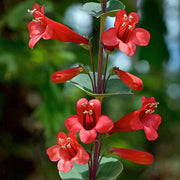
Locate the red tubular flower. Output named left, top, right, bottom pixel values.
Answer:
left=65, top=98, right=114, bottom=144
left=109, top=96, right=161, bottom=141
left=109, top=148, right=153, bottom=165
left=51, top=67, right=83, bottom=83
left=113, top=68, right=143, bottom=90
left=46, top=132, right=89, bottom=172
left=28, top=4, right=89, bottom=49
left=102, top=9, right=150, bottom=56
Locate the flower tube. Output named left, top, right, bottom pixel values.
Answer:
left=109, top=96, right=161, bottom=141
left=109, top=148, right=153, bottom=165
left=28, top=4, right=89, bottom=49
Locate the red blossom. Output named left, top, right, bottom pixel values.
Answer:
left=109, top=148, right=153, bottom=165
left=65, top=98, right=114, bottom=144
left=28, top=3, right=89, bottom=49
left=46, top=132, right=89, bottom=172
left=51, top=67, right=83, bottom=83
left=102, top=9, right=150, bottom=56
left=113, top=68, right=143, bottom=90
left=109, top=96, right=161, bottom=141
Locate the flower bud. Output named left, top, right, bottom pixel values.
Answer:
left=109, top=148, right=153, bottom=165
left=113, top=68, right=143, bottom=90
left=51, top=67, right=83, bottom=83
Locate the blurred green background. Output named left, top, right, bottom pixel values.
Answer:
left=0, top=0, right=180, bottom=179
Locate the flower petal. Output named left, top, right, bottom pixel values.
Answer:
left=144, top=125, right=158, bottom=141
left=141, top=96, right=156, bottom=108
left=114, top=9, right=127, bottom=30
left=40, top=4, right=45, bottom=14
left=73, top=145, right=90, bottom=165
left=133, top=28, right=150, bottom=46
left=65, top=115, right=83, bottom=133
left=33, top=3, right=40, bottom=11
left=128, top=12, right=139, bottom=24
left=57, top=158, right=73, bottom=172
left=57, top=131, right=67, bottom=145
left=42, top=23, right=53, bottom=40
left=119, top=40, right=136, bottom=56
left=79, top=128, right=97, bottom=144
left=89, top=99, right=101, bottom=120
left=29, top=35, right=42, bottom=49
left=110, top=148, right=154, bottom=165
left=141, top=113, right=161, bottom=130
left=76, top=98, right=89, bottom=116
left=95, top=115, right=113, bottom=134
left=102, top=28, right=119, bottom=47
left=46, top=145, right=60, bottom=162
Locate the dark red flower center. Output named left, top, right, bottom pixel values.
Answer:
left=139, top=102, right=159, bottom=122
left=81, top=102, right=97, bottom=130
left=58, top=137, right=77, bottom=157
left=117, top=14, right=135, bottom=43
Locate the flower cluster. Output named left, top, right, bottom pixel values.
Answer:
left=27, top=2, right=161, bottom=179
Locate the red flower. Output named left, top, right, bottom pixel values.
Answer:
left=46, top=132, right=89, bottom=172
left=113, top=67, right=143, bottom=90
left=109, top=148, right=153, bottom=165
left=102, top=9, right=150, bottom=56
left=65, top=98, right=114, bottom=144
left=51, top=67, right=83, bottom=83
left=28, top=4, right=89, bottom=49
left=109, top=96, right=161, bottom=141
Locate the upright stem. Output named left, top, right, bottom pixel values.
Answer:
left=102, top=54, right=109, bottom=92
left=92, top=133, right=100, bottom=180
left=102, top=0, right=107, bottom=12
left=97, top=1, right=106, bottom=93
left=91, top=1, right=107, bottom=179
left=88, top=72, right=95, bottom=93
left=97, top=18, right=105, bottom=93
left=89, top=49, right=97, bottom=92
left=103, top=74, right=111, bottom=93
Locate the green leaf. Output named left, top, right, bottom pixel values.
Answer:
left=81, top=0, right=125, bottom=18
left=68, top=73, right=132, bottom=99
left=103, top=0, right=126, bottom=18
left=59, top=157, right=123, bottom=180
left=59, top=163, right=89, bottom=180
left=81, top=2, right=102, bottom=18
left=97, top=157, right=123, bottom=180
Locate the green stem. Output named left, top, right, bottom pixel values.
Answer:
left=89, top=49, right=97, bottom=92
left=97, top=16, right=106, bottom=93
left=102, top=54, right=109, bottom=92
left=92, top=133, right=100, bottom=180
left=103, top=74, right=111, bottom=93
left=88, top=71, right=95, bottom=93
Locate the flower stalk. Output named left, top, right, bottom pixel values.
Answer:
left=97, top=16, right=106, bottom=94
left=27, top=1, right=161, bottom=179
